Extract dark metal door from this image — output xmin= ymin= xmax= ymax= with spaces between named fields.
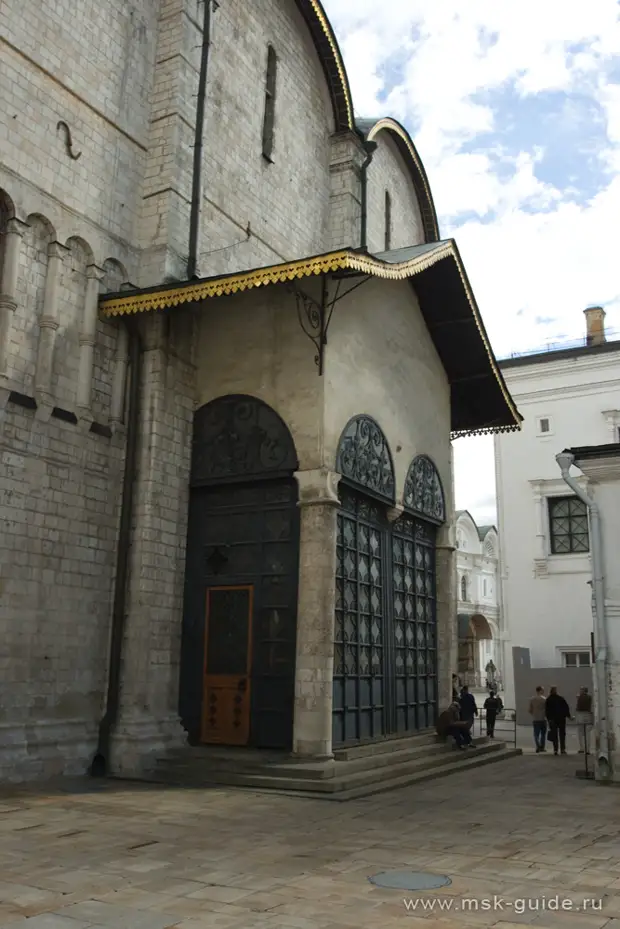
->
xmin=391 ymin=515 xmax=438 ymax=732
xmin=333 ymin=488 xmax=438 ymax=747
xmin=333 ymin=486 xmax=387 ymax=745
xmin=181 ymin=479 xmax=300 ymax=749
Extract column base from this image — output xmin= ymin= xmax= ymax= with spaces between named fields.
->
xmin=109 ymin=713 xmax=187 ymax=778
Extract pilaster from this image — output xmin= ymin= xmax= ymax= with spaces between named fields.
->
xmin=292 ymin=468 xmax=341 ymax=759
xmin=0 ymin=218 xmax=26 ymax=379
xmin=34 ymin=241 xmax=67 ymax=408
xmin=76 ymin=264 xmax=105 ymax=420
xmin=326 ymin=131 xmax=366 ymax=251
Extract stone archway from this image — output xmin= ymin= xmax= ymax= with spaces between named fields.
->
xmin=180 ymin=394 xmax=301 ymax=750
xmin=458 ymin=613 xmax=494 ymax=688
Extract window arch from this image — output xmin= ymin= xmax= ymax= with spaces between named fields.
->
xmin=335 ymin=414 xmax=395 ymax=502
xmin=403 ymin=455 xmax=446 ymax=524
xmin=191 ymin=393 xmax=298 ymax=487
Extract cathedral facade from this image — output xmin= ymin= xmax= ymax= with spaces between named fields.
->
xmin=0 ymin=0 xmax=520 ymax=780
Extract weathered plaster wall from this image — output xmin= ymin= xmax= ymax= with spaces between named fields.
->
xmin=366 ymin=133 xmax=425 ymax=254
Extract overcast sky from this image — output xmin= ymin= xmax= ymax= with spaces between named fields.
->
xmin=323 ymin=0 xmax=620 ymax=525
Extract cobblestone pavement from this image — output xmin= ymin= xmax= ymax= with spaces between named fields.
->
xmin=0 ymin=754 xmax=619 ymax=929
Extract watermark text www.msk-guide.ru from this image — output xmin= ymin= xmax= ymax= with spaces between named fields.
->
xmin=404 ymin=895 xmax=603 ymax=915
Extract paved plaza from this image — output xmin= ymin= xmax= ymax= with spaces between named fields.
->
xmin=0 ymin=754 xmax=619 ymax=929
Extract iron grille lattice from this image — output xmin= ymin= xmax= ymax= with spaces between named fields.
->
xmin=391 ymin=515 xmax=437 ymax=732
xmin=403 ymin=455 xmax=445 ymax=524
xmin=336 ymin=415 xmax=395 ymax=502
xmin=333 ymin=487 xmax=386 ymax=745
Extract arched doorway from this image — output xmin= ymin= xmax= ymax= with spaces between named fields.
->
xmin=458 ymin=613 xmax=493 ymax=688
xmin=392 ymin=454 xmax=446 ymax=731
xmin=180 ymin=395 xmax=300 ymax=750
xmin=332 ymin=420 xmax=445 ymax=746
xmin=333 ymin=416 xmax=395 ymax=745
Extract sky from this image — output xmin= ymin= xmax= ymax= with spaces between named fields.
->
xmin=323 ymin=0 xmax=620 ymax=525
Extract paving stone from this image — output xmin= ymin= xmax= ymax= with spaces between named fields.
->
xmin=0 ymin=758 xmax=619 ymax=929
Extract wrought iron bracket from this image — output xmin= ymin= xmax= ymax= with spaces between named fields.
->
xmin=288 ymin=274 xmax=372 ymax=375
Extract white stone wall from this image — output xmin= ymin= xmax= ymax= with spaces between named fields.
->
xmin=366 ymin=132 xmax=425 ymax=254
xmin=324 ymin=278 xmax=451 ymax=495
xmin=195 ymin=283 xmax=324 ymax=467
xmin=495 ymin=346 xmax=620 ymax=708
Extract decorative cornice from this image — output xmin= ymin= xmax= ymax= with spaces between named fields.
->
xmin=99 ymin=242 xmax=521 ymax=435
xmin=575 ymin=456 xmax=620 ymax=482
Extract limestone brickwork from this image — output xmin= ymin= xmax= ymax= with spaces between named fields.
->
xmin=0 ymin=0 xmax=448 ymax=780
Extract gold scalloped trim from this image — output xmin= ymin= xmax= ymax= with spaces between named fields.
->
xmin=310 ymin=0 xmax=354 ymax=130
xmin=452 ymin=424 xmax=521 ymax=438
xmin=99 ymin=242 xmax=521 ymax=431
xmin=366 ymin=119 xmax=440 ymax=241
xmin=101 ymin=252 xmax=352 ymax=317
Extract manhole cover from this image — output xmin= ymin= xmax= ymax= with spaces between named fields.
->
xmin=369 ymin=870 xmax=452 ymax=891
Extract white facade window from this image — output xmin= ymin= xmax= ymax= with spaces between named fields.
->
xmin=461 ymin=575 xmax=468 ymax=601
xmin=537 ymin=416 xmax=552 ymax=436
xmin=548 ymin=495 xmax=589 ymax=555
xmin=562 ymin=650 xmax=591 ymax=668
xmin=483 ymin=579 xmax=487 ymax=596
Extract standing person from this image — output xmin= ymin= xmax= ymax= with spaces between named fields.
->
xmin=459 ymin=685 xmax=478 ymax=730
xmin=545 ymin=686 xmax=571 ymax=755
xmin=452 ymin=674 xmax=460 ymax=701
xmin=575 ymin=686 xmax=593 ymax=755
xmin=483 ymin=691 xmax=503 ymax=738
xmin=528 ymin=686 xmax=547 ymax=752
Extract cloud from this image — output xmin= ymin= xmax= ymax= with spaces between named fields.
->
xmin=324 ymin=0 xmax=620 ymax=524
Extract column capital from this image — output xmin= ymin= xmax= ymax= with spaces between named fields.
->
xmin=295 ymin=468 xmax=341 ymax=507
xmin=386 ymin=504 xmax=404 ymax=523
xmin=5 ymin=217 xmax=28 ymax=238
xmin=48 ymin=241 xmax=68 ymax=261
xmin=86 ymin=263 xmax=106 ymax=281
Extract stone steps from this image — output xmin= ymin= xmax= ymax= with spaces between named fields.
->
xmin=151 ymin=733 xmax=522 ymax=800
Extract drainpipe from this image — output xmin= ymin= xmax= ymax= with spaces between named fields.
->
xmin=91 ymin=326 xmax=142 ymax=776
xmin=556 ymin=451 xmax=610 ymax=780
xmin=187 ymin=0 xmax=213 ymax=279
xmin=359 ymin=141 xmax=378 ymax=251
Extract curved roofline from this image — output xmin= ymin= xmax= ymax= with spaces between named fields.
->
xmin=295 ymin=0 xmax=354 ymax=132
xmin=358 ymin=117 xmax=440 ymax=243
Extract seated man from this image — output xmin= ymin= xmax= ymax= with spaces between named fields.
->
xmin=436 ymin=702 xmax=475 ymax=749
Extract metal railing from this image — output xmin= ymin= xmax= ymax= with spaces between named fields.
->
xmin=476 ymin=708 xmax=517 ymax=748
xmin=576 ymin=721 xmax=595 ymax=780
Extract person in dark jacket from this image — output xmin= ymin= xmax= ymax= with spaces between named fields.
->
xmin=436 ymin=702 xmax=474 ymax=749
xmin=459 ymin=685 xmax=478 ymax=729
xmin=483 ymin=691 xmax=503 ymax=738
xmin=545 ymin=686 xmax=571 ymax=755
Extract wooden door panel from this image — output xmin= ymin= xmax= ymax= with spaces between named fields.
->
xmin=201 ymin=586 xmax=253 ymax=746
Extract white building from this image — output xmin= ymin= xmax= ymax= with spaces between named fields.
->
xmin=455 ymin=511 xmax=501 ymax=689
xmin=558 ymin=443 xmax=620 ymax=782
xmin=495 ymin=308 xmax=620 ymax=708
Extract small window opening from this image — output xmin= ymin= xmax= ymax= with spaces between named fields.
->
xmin=384 ymin=191 xmax=392 ymax=251
xmin=539 ymin=418 xmax=550 ymax=433
xmin=262 ymin=45 xmax=278 ymax=162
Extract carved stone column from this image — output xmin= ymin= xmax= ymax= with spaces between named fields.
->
xmin=34 ymin=241 xmax=67 ymax=406
xmin=110 ymin=323 xmax=129 ymax=428
xmin=0 ymin=218 xmax=26 ymax=379
xmin=436 ymin=534 xmax=457 ymax=710
xmin=77 ymin=264 xmax=105 ymax=417
xmin=292 ymin=468 xmax=341 ymax=759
